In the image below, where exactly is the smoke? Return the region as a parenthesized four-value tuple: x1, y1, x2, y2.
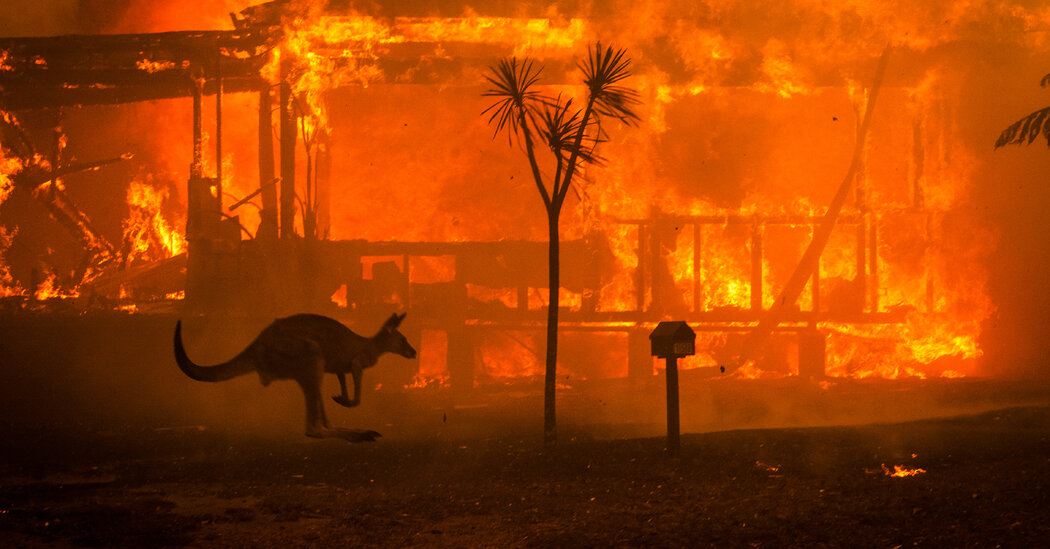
(0, 0, 78, 37)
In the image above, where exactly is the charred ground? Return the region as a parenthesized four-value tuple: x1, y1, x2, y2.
(1, 313, 1050, 546)
(1, 406, 1049, 547)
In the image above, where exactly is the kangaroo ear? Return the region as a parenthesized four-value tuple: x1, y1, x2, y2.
(387, 313, 405, 329)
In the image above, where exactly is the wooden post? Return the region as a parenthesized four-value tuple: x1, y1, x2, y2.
(191, 76, 203, 180)
(665, 355, 680, 454)
(188, 76, 203, 240)
(279, 56, 296, 238)
(215, 43, 223, 200)
(257, 86, 278, 239)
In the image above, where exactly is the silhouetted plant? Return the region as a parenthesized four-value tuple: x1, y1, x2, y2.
(483, 44, 639, 447)
(996, 73, 1050, 148)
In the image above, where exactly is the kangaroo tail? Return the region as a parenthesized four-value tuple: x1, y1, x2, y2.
(174, 320, 256, 382)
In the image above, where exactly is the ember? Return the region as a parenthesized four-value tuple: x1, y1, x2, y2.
(882, 464, 928, 478)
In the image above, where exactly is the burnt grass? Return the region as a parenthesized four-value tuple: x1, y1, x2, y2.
(0, 406, 1048, 547)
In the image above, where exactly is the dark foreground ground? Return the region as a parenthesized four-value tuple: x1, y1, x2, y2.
(1, 406, 1048, 548)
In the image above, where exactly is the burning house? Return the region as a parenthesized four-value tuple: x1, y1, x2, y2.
(0, 0, 1047, 400)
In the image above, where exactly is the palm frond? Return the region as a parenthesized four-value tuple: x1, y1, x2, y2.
(995, 106, 1050, 148)
(537, 95, 604, 165)
(482, 57, 546, 142)
(579, 43, 641, 125)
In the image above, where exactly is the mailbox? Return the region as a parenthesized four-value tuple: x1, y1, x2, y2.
(649, 321, 696, 358)
(650, 321, 695, 454)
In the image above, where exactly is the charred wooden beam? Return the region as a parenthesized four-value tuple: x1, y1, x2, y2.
(0, 29, 273, 111)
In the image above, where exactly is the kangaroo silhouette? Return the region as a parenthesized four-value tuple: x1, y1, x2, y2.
(174, 313, 416, 441)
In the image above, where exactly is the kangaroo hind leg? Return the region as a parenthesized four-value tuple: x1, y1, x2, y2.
(297, 346, 380, 442)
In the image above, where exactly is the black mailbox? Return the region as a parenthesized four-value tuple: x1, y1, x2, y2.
(649, 321, 696, 358)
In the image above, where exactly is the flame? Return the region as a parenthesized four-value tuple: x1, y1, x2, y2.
(122, 179, 187, 264)
(0, 227, 23, 298)
(1, 147, 23, 205)
(0, 50, 13, 72)
(4, 0, 1031, 379)
(135, 59, 176, 73)
(33, 272, 76, 300)
(882, 464, 927, 478)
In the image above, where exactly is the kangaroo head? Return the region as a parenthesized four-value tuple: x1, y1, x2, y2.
(378, 313, 417, 359)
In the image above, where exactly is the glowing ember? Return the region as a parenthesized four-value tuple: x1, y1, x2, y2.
(882, 464, 927, 478)
(135, 59, 176, 73)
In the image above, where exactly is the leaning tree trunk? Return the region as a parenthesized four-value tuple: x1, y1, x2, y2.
(544, 207, 560, 447)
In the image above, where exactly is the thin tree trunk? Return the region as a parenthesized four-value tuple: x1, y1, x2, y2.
(544, 208, 560, 447)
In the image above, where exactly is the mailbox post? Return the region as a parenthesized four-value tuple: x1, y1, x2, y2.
(649, 321, 696, 454)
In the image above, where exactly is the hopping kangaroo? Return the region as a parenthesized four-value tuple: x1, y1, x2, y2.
(174, 313, 416, 442)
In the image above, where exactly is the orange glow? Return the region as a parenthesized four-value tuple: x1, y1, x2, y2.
(0, 147, 20, 205)
(5, 0, 1033, 382)
(882, 464, 927, 478)
(405, 329, 450, 389)
(135, 59, 176, 73)
(123, 179, 187, 264)
(33, 272, 77, 300)
(330, 284, 347, 308)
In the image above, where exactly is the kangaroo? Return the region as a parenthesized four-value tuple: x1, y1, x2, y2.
(174, 313, 417, 442)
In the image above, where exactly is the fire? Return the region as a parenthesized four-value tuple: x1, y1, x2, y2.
(123, 178, 187, 264)
(33, 271, 76, 300)
(1, 147, 22, 205)
(135, 59, 176, 73)
(5, 0, 1041, 382)
(882, 464, 927, 478)
(0, 227, 22, 298)
(0, 50, 13, 72)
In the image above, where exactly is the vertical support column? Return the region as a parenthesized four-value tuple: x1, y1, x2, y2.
(191, 76, 203, 180)
(186, 73, 206, 306)
(750, 222, 763, 312)
(215, 43, 223, 200)
(279, 56, 296, 239)
(257, 87, 278, 239)
(187, 76, 204, 240)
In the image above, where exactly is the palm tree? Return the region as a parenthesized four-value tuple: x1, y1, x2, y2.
(483, 44, 639, 446)
(996, 73, 1050, 149)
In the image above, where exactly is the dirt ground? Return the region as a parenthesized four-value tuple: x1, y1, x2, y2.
(1, 315, 1048, 546)
(1, 405, 1049, 548)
